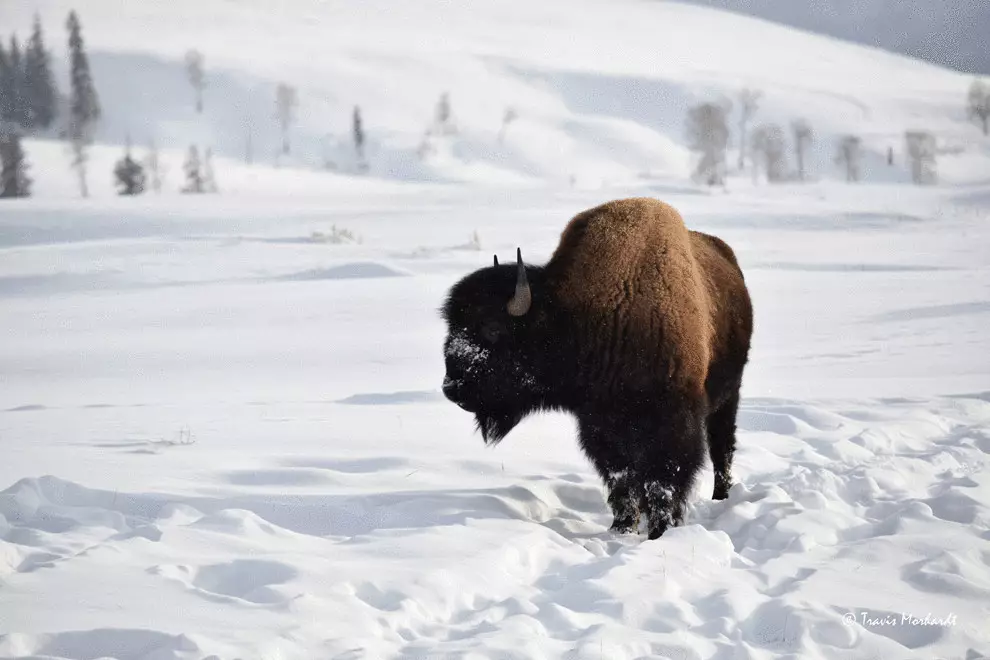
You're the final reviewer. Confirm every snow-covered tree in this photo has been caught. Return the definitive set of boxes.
[791,119,813,182]
[736,88,762,171]
[835,135,862,182]
[24,14,58,129]
[751,123,787,183]
[905,130,937,185]
[686,101,731,186]
[967,78,989,135]
[0,126,32,198]
[113,138,146,195]
[185,49,206,114]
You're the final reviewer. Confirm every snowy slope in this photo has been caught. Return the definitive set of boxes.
[681,0,990,75]
[1,0,987,193]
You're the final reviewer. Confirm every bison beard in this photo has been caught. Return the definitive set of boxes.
[441,198,753,541]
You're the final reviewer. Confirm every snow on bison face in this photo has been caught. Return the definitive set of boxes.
[441,250,544,444]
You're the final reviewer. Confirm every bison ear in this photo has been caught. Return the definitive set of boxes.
[493,255,499,267]
[506,247,532,317]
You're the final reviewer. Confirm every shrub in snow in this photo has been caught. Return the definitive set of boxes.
[113,140,146,196]
[310,225,361,244]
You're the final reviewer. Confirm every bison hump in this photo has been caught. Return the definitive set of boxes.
[547,198,714,390]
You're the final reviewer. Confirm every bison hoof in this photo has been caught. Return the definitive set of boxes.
[647,523,670,540]
[609,518,638,534]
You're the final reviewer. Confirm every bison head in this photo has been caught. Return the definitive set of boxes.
[440,248,553,444]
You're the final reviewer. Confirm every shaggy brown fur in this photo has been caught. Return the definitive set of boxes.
[546,198,716,400]
[441,197,753,540]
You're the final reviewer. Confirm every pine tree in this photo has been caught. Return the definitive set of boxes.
[113,138,146,195]
[9,36,28,129]
[0,128,32,198]
[67,11,100,130]
[182,145,204,193]
[24,14,58,130]
[66,10,101,197]
[0,41,13,124]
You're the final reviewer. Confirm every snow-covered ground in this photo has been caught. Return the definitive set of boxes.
[1,0,990,658]
[2,182,989,659]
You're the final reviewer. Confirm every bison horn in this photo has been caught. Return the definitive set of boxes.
[507,247,532,317]
[493,255,499,267]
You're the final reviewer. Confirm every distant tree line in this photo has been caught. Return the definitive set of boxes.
[3,9,989,201]
[682,79,990,188]
[0,9,101,198]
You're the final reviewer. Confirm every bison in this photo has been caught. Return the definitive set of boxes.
[440,197,753,540]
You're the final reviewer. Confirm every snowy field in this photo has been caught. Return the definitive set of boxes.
[2,0,990,658]
[2,183,989,660]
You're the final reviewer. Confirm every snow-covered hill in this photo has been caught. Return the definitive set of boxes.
[1,0,987,195]
[682,0,990,76]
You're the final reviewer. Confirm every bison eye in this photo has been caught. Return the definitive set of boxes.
[481,320,504,343]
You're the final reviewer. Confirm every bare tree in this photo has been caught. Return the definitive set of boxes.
[498,107,518,144]
[275,83,297,155]
[751,123,788,183]
[905,130,938,185]
[736,88,762,171]
[144,140,164,193]
[967,78,989,135]
[791,119,813,181]
[203,146,218,192]
[685,101,731,186]
[835,135,862,182]
[185,49,206,114]
[434,92,455,135]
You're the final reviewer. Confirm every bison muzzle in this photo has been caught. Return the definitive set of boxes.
[440,197,753,540]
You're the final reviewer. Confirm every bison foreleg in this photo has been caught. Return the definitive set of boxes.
[636,411,706,540]
[577,424,641,533]
[604,470,640,533]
